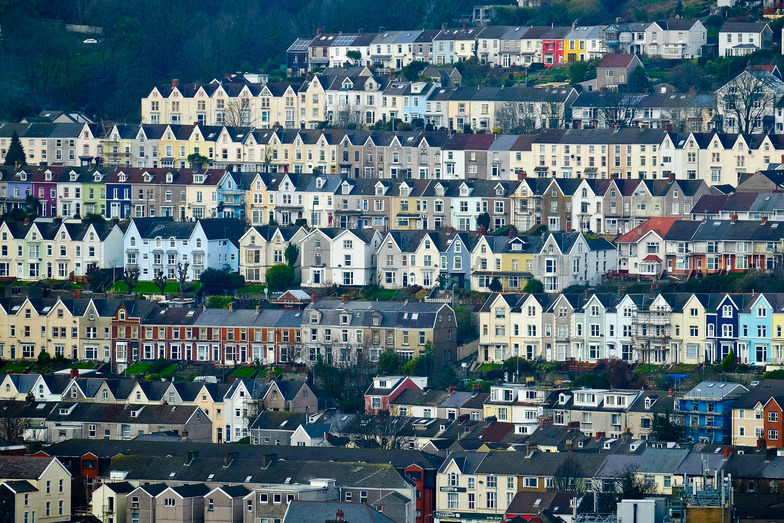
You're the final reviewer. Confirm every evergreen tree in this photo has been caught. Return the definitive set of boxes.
[4,131,25,166]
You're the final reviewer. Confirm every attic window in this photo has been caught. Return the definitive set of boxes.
[166,173,173,183]
[45,171,53,181]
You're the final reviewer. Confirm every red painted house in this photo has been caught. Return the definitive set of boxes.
[364,376,428,415]
[764,396,784,448]
[541,27,570,67]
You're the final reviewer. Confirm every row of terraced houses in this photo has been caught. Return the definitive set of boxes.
[6,288,784,369]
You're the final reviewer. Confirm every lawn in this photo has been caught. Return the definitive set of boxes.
[125,362,151,375]
[258,368,283,379]
[231,367,259,378]
[109,281,199,293]
[367,289,399,300]
[156,364,178,377]
[238,285,266,295]
[477,363,502,373]
[0,362,30,373]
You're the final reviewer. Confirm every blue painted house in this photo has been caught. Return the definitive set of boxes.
[739,293,778,365]
[706,294,745,363]
[105,169,132,219]
[440,231,474,290]
[675,380,748,443]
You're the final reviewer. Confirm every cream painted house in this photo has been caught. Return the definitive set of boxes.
[0,456,71,523]
[238,225,308,283]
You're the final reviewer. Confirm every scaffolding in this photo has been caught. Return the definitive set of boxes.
[632,304,672,365]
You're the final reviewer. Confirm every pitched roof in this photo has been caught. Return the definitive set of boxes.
[0,456,59,480]
[616,217,681,243]
[597,54,639,68]
[283,500,394,523]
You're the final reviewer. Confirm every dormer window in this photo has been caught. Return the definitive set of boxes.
[70,171,78,181]
[342,183,351,194]
[559,393,568,405]
[166,173,173,183]
[316,178,324,189]
[45,170,53,181]
[94,173,102,182]
[496,186,504,196]
[119,172,127,182]
[341,314,350,325]
[19,172,27,181]
[143,172,152,182]
[436,185,444,197]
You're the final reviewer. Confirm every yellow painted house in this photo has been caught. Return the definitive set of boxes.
[471,234,535,292]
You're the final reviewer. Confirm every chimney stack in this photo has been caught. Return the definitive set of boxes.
[172,79,179,88]
[341,294,350,303]
[723,447,734,459]
[757,437,766,450]
[762,216,768,224]
[668,172,675,183]
[70,368,79,379]
[261,453,277,468]
[732,213,738,223]
[477,225,487,236]
[508,226,517,239]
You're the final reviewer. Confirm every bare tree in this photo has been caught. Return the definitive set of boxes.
[599,92,642,128]
[543,101,566,129]
[330,103,367,129]
[553,455,584,491]
[594,464,656,502]
[154,269,168,294]
[495,102,538,133]
[123,267,140,292]
[85,263,103,291]
[719,71,770,134]
[337,413,411,449]
[0,401,29,444]
[176,262,190,293]
[223,98,251,127]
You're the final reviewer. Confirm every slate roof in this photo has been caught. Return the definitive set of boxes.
[597,54,639,68]
[683,381,747,401]
[390,388,449,407]
[0,456,58,480]
[283,500,394,523]
[733,380,784,409]
[1,481,39,493]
